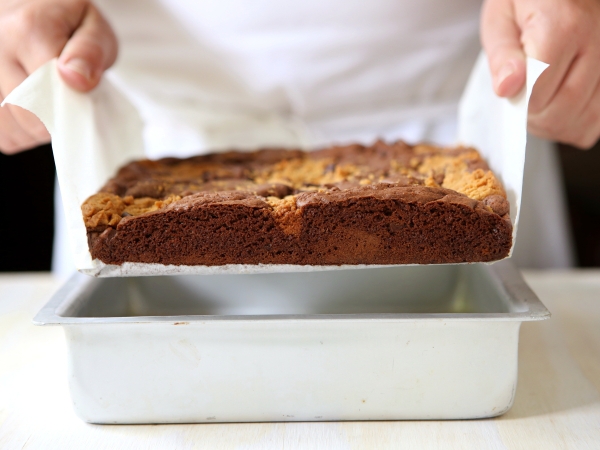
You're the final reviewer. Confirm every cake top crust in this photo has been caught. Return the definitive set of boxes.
[82,140,508,232]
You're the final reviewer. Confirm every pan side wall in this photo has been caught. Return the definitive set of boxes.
[63,320,521,423]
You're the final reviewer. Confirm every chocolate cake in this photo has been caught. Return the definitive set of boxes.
[82,140,512,266]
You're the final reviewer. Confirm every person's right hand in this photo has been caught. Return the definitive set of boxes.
[0,0,117,155]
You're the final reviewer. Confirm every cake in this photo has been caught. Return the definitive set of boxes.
[82,140,512,266]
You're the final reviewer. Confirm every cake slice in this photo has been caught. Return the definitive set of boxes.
[82,140,512,266]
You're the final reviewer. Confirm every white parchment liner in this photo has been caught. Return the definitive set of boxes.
[2,53,547,277]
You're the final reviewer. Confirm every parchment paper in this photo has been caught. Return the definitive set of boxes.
[2,53,547,277]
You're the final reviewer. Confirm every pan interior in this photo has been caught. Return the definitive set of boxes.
[59,265,515,318]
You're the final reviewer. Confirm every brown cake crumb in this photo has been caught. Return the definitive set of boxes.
[82,140,512,266]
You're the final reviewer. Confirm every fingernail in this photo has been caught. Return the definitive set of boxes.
[64,58,92,81]
[496,62,515,88]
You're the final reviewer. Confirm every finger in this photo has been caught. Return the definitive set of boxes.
[520,10,579,114]
[0,104,22,154]
[563,77,600,149]
[57,4,118,92]
[0,102,41,154]
[0,136,20,155]
[577,114,600,149]
[0,61,51,142]
[529,48,600,136]
[0,133,23,155]
[14,2,80,73]
[529,72,600,149]
[481,0,526,97]
[2,2,83,145]
[559,49,600,120]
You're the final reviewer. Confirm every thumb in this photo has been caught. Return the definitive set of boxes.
[57,5,118,92]
[481,0,526,98]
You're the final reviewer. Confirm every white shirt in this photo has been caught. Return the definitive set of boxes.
[96,0,481,154]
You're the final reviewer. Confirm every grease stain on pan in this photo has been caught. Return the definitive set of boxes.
[169,339,201,367]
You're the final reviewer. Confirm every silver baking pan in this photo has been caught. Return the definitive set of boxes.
[34,260,549,423]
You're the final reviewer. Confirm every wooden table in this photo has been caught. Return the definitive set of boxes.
[1,271,599,449]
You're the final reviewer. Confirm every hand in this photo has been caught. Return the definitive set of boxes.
[481,0,600,149]
[0,0,117,154]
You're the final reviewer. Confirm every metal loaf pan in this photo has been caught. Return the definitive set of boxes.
[34,260,549,423]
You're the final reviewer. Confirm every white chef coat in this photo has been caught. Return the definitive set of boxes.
[52,0,574,277]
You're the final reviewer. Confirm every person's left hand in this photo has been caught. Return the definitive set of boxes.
[481,0,600,149]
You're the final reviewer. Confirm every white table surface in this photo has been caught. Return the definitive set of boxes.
[0,270,599,450]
